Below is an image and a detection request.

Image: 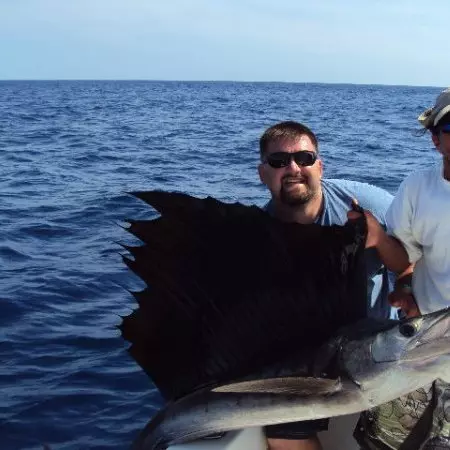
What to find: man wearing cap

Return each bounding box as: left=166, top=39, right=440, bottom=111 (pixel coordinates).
left=352, top=87, right=450, bottom=449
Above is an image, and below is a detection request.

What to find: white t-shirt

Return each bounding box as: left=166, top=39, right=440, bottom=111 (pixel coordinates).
left=386, top=161, right=450, bottom=314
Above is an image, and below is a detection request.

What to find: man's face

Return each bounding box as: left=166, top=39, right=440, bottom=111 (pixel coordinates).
left=433, top=127, right=450, bottom=162
left=258, top=136, right=323, bottom=206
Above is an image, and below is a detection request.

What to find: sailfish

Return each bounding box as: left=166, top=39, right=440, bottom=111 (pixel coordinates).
left=119, top=191, right=450, bottom=450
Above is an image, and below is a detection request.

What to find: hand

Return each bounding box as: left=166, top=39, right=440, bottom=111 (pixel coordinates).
left=346, top=199, right=385, bottom=248
left=389, top=290, right=421, bottom=318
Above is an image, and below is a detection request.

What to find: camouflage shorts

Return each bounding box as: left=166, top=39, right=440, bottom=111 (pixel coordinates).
left=354, top=379, right=450, bottom=449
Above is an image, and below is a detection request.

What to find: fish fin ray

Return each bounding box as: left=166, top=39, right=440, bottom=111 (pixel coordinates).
left=212, top=376, right=342, bottom=396
left=120, top=191, right=367, bottom=399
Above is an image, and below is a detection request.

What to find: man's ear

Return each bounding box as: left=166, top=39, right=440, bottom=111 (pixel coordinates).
left=258, top=163, right=266, bottom=185
left=432, top=133, right=440, bottom=149
left=318, top=158, right=324, bottom=177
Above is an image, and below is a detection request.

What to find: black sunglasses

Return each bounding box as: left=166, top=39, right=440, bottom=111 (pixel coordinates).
left=265, top=151, right=317, bottom=169
left=440, top=124, right=450, bottom=134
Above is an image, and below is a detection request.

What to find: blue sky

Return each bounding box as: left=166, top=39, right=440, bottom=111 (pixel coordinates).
left=0, top=0, right=448, bottom=86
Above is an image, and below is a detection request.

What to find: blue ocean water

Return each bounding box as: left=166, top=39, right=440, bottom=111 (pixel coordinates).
left=0, top=81, right=443, bottom=449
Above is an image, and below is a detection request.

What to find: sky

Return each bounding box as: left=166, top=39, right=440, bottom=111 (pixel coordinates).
left=0, top=0, right=448, bottom=86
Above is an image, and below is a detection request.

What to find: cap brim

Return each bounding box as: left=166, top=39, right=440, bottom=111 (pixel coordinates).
left=418, top=107, right=434, bottom=128
left=434, top=105, right=450, bottom=126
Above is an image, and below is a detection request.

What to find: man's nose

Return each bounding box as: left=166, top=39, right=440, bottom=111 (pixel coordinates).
left=286, top=158, right=302, bottom=173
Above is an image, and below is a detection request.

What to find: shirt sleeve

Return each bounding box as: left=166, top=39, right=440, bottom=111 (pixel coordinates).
left=386, top=178, right=422, bottom=263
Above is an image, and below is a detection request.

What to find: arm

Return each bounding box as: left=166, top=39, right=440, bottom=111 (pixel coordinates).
left=348, top=201, right=410, bottom=274
left=349, top=209, right=419, bottom=317
left=348, top=179, right=422, bottom=317
left=368, top=219, right=411, bottom=274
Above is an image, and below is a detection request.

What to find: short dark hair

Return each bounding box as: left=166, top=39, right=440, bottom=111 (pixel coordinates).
left=259, top=121, right=319, bottom=159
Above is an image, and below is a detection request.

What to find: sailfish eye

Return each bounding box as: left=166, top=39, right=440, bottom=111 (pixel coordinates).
left=399, top=323, right=417, bottom=338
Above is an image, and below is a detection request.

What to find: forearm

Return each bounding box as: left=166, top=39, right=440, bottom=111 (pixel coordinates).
left=347, top=204, right=413, bottom=274
left=376, top=232, right=411, bottom=274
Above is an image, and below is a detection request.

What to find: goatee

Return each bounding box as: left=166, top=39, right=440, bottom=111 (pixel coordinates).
left=280, top=187, right=316, bottom=206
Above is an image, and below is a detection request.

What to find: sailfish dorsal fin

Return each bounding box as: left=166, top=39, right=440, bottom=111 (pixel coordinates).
left=120, top=191, right=367, bottom=400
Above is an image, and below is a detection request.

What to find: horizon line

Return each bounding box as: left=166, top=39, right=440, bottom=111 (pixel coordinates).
left=0, top=79, right=443, bottom=89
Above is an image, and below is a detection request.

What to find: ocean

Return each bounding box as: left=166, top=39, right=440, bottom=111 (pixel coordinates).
left=0, top=81, right=443, bottom=449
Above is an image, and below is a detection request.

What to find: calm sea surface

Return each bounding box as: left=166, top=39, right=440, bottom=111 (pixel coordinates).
left=0, top=81, right=443, bottom=449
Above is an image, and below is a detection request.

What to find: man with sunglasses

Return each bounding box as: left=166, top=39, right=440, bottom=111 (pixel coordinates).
left=257, top=121, right=395, bottom=450
left=351, top=88, right=450, bottom=450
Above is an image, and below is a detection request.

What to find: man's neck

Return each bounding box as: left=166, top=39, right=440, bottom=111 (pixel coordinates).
left=272, top=193, right=324, bottom=225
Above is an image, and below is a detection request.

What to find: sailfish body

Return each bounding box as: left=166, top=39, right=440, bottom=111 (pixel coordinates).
left=119, top=191, right=450, bottom=450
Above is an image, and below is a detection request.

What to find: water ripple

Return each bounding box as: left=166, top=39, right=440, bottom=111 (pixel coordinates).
left=0, top=80, right=441, bottom=449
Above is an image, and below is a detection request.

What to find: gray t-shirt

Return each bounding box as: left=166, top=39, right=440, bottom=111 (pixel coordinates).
left=266, top=178, right=395, bottom=320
